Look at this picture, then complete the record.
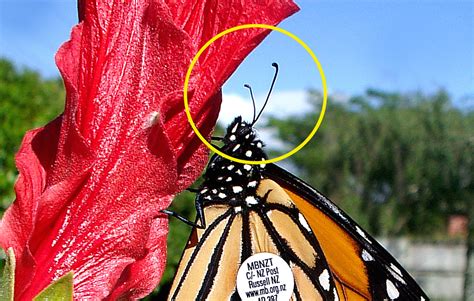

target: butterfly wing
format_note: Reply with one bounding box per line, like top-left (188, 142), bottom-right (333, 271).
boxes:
top-left (168, 181), bottom-right (341, 301)
top-left (264, 164), bottom-right (429, 301)
top-left (168, 204), bottom-right (243, 300)
top-left (255, 178), bottom-right (339, 300)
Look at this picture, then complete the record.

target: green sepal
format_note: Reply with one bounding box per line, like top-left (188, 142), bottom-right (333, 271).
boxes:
top-left (33, 271), bottom-right (74, 301)
top-left (0, 247), bottom-right (15, 301)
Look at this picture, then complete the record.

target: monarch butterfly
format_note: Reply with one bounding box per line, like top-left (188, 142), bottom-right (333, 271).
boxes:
top-left (166, 64), bottom-right (429, 300)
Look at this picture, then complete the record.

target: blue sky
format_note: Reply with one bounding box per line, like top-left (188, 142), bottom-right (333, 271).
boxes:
top-left (1, 0), bottom-right (473, 119)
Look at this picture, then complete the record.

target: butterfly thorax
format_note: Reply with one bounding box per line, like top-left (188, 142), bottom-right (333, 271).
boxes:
top-left (198, 116), bottom-right (267, 208)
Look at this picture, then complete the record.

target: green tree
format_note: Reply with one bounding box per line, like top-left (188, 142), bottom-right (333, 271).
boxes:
top-left (0, 58), bottom-right (64, 214)
top-left (268, 89), bottom-right (473, 236)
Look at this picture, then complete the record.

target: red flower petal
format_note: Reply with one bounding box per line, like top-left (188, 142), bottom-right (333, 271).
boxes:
top-left (166, 0), bottom-right (299, 189)
top-left (0, 0), bottom-right (298, 299)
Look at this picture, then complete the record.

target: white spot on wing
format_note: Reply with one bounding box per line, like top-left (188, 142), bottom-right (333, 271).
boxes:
top-left (245, 150), bottom-right (252, 157)
top-left (218, 193), bottom-right (227, 199)
top-left (245, 196), bottom-right (258, 205)
top-left (356, 226), bottom-right (372, 243)
top-left (248, 181), bottom-right (257, 188)
top-left (226, 177), bottom-right (232, 182)
top-left (390, 263), bottom-right (403, 277)
top-left (227, 165), bottom-right (235, 170)
top-left (361, 249), bottom-right (374, 262)
top-left (333, 288), bottom-right (339, 301)
top-left (212, 189), bottom-right (217, 194)
top-left (229, 134), bottom-right (236, 141)
top-left (200, 188), bottom-right (208, 193)
top-left (244, 165), bottom-right (252, 171)
top-left (319, 269), bottom-right (330, 291)
top-left (236, 169), bottom-right (243, 175)
top-left (388, 263), bottom-right (406, 284)
top-left (232, 186), bottom-right (243, 193)
top-left (298, 213), bottom-right (312, 232)
top-left (386, 279), bottom-right (399, 299)
top-left (233, 144), bottom-right (240, 152)
top-left (355, 226), bottom-right (365, 237)
top-left (234, 206), bottom-right (242, 213)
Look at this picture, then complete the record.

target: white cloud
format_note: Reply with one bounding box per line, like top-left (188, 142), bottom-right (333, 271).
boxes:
top-left (219, 90), bottom-right (309, 125)
top-left (217, 93), bottom-right (254, 125)
top-left (263, 90), bottom-right (311, 118)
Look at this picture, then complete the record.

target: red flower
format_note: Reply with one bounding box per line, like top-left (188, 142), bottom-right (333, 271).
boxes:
top-left (0, 0), bottom-right (298, 299)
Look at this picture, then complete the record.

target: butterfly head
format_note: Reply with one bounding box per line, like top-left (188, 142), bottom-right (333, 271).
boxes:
top-left (223, 116), bottom-right (254, 144)
top-left (221, 116), bottom-right (266, 162)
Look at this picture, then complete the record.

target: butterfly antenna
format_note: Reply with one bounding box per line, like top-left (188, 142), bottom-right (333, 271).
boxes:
top-left (253, 62), bottom-right (279, 125)
top-left (244, 84), bottom-right (257, 123)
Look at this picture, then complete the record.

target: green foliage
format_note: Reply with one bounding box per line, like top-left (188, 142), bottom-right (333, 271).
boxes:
top-left (0, 248), bottom-right (15, 301)
top-left (0, 58), bottom-right (64, 213)
top-left (33, 272), bottom-right (73, 301)
top-left (268, 89), bottom-right (473, 236)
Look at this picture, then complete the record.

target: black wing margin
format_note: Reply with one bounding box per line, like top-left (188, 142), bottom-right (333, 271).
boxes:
top-left (264, 163), bottom-right (429, 301)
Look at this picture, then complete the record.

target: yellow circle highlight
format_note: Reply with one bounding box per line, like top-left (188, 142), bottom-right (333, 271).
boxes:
top-left (184, 24), bottom-right (327, 165)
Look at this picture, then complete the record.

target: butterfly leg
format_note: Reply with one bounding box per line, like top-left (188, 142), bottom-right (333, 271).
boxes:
top-left (161, 198), bottom-right (207, 229)
top-left (161, 187), bottom-right (199, 226)
top-left (194, 199), bottom-right (206, 229)
top-left (161, 209), bottom-right (201, 228)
